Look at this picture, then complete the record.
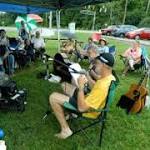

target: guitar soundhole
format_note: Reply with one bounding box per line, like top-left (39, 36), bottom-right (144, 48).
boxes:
top-left (133, 90), bottom-right (140, 100)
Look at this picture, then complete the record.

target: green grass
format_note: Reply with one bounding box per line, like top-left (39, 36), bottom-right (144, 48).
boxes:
top-left (0, 32), bottom-right (150, 150)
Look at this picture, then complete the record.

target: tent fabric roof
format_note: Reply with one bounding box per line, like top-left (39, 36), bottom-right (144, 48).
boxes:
top-left (0, 0), bottom-right (111, 13)
top-left (0, 3), bottom-right (50, 14)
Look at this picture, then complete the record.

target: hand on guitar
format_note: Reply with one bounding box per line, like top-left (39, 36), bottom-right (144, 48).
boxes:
top-left (78, 75), bottom-right (88, 90)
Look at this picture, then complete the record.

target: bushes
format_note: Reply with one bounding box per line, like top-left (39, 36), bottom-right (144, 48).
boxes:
top-left (138, 17), bottom-right (150, 27)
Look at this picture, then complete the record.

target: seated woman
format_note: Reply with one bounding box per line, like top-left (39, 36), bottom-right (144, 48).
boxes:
top-left (97, 38), bottom-right (109, 54)
top-left (60, 39), bottom-right (75, 59)
top-left (24, 39), bottom-right (35, 62)
top-left (79, 37), bottom-right (97, 59)
top-left (121, 41), bottom-right (142, 76)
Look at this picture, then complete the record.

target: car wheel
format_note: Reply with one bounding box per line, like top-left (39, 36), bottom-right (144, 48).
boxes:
top-left (135, 35), bottom-right (140, 40)
top-left (120, 33), bottom-right (125, 38)
top-left (106, 32), bottom-right (110, 36)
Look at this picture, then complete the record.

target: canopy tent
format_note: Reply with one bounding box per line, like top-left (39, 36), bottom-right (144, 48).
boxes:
top-left (0, 1), bottom-right (111, 13)
top-left (0, 0), bottom-right (111, 50)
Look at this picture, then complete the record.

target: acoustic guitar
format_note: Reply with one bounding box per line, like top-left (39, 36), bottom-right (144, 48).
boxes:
top-left (117, 72), bottom-right (148, 113)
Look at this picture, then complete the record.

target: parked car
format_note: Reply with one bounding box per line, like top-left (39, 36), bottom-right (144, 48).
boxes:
top-left (111, 25), bottom-right (138, 38)
top-left (101, 25), bottom-right (120, 36)
top-left (126, 28), bottom-right (150, 40)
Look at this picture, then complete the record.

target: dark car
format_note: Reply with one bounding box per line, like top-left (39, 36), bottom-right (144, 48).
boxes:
top-left (126, 28), bottom-right (150, 40)
top-left (111, 25), bottom-right (138, 38)
top-left (101, 25), bottom-right (120, 36)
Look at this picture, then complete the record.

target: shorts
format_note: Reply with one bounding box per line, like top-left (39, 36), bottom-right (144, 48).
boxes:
top-left (69, 96), bottom-right (77, 109)
top-left (69, 88), bottom-right (78, 109)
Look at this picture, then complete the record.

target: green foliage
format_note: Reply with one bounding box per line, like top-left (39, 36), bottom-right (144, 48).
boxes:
top-left (139, 17), bottom-right (150, 27)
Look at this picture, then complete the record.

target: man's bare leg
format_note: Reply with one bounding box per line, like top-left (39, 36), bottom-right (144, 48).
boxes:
top-left (49, 92), bottom-right (73, 139)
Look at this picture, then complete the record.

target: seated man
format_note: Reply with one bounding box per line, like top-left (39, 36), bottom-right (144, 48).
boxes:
top-left (49, 53), bottom-right (116, 139)
top-left (32, 31), bottom-right (45, 59)
top-left (87, 45), bottom-right (100, 81)
top-left (121, 41), bottom-right (142, 76)
top-left (80, 37), bottom-right (97, 58)
top-left (0, 30), bottom-right (15, 75)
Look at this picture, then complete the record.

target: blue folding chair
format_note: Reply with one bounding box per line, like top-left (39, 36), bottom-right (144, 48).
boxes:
top-left (109, 45), bottom-right (116, 56)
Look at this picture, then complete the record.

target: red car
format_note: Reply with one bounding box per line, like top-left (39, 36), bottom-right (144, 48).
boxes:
top-left (101, 25), bottom-right (119, 36)
top-left (126, 28), bottom-right (150, 40)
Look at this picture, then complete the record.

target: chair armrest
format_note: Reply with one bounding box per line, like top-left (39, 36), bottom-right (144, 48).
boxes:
top-left (85, 108), bottom-right (109, 113)
top-left (63, 102), bottom-right (77, 111)
top-left (119, 54), bottom-right (126, 58)
top-left (63, 102), bottom-right (108, 113)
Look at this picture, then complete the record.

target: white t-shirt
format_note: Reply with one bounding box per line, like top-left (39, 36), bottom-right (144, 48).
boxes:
top-left (32, 37), bottom-right (45, 49)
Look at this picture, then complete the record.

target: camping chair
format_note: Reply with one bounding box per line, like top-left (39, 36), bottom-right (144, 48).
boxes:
top-left (63, 80), bottom-right (118, 146)
top-left (119, 46), bottom-right (148, 73)
top-left (109, 45), bottom-right (116, 56)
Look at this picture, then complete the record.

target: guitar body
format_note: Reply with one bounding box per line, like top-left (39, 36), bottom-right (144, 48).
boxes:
top-left (125, 84), bottom-right (148, 113)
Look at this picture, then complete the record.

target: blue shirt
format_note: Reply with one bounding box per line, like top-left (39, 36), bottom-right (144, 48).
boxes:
top-left (97, 46), bottom-right (109, 54)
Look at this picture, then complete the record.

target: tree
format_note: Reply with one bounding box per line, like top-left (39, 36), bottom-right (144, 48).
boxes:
top-left (146, 0), bottom-right (150, 15)
top-left (122, 0), bottom-right (128, 24)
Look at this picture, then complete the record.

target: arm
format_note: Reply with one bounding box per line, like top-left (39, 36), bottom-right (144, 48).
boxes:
top-left (105, 46), bottom-right (109, 53)
top-left (3, 47), bottom-right (9, 59)
top-left (122, 48), bottom-right (131, 57)
top-left (86, 71), bottom-right (96, 89)
top-left (41, 38), bottom-right (45, 48)
top-left (77, 75), bottom-right (90, 112)
top-left (89, 69), bottom-right (100, 81)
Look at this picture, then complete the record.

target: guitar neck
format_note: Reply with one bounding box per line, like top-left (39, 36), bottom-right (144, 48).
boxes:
top-left (138, 72), bottom-right (147, 86)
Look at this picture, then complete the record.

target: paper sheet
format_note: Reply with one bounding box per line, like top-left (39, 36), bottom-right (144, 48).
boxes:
top-left (69, 63), bottom-right (84, 86)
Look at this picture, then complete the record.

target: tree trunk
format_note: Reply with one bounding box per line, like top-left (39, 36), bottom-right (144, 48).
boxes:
top-left (122, 0), bottom-right (128, 24)
top-left (146, 0), bottom-right (150, 15)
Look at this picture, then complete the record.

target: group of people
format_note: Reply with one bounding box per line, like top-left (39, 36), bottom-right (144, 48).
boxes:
top-left (49, 36), bottom-right (148, 139)
top-left (0, 21), bottom-right (45, 76)
top-left (60, 37), bottom-right (110, 61)
top-left (60, 37), bottom-right (146, 76)
top-left (49, 36), bottom-right (117, 139)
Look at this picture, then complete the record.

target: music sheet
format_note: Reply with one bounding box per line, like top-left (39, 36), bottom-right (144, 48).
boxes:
top-left (69, 63), bottom-right (85, 86)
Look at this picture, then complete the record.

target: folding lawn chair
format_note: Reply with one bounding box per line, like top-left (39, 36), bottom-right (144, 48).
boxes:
top-left (109, 45), bottom-right (116, 56)
top-left (63, 80), bottom-right (118, 146)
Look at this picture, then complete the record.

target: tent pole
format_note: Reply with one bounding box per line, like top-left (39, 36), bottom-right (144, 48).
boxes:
top-left (56, 10), bottom-right (61, 51)
top-left (49, 11), bottom-right (52, 29)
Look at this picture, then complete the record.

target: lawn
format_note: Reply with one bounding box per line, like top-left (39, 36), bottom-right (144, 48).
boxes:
top-left (0, 32), bottom-right (150, 150)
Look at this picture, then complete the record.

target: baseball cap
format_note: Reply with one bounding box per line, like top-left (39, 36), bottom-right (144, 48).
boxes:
top-left (96, 53), bottom-right (115, 67)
